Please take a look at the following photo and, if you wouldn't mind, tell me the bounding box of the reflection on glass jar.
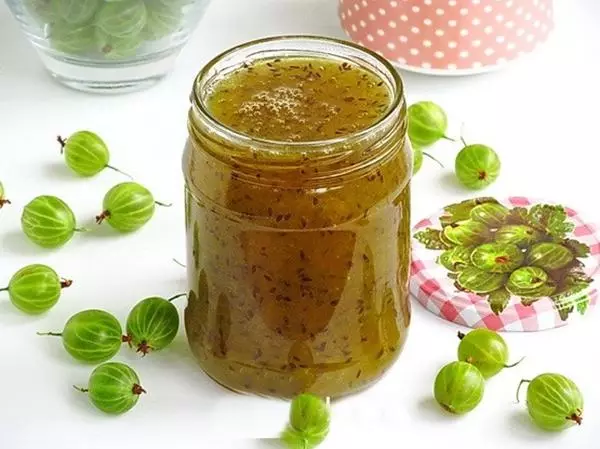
[183,36,412,399]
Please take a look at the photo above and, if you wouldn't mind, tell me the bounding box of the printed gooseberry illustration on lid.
[411,196,600,331]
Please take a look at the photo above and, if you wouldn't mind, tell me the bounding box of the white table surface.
[0,1,599,448]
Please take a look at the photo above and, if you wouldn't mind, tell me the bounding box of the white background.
[0,0,599,448]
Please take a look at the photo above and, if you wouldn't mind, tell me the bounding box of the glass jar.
[182,36,412,399]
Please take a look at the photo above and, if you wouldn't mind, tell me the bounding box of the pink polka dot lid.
[410,196,600,332]
[339,0,554,75]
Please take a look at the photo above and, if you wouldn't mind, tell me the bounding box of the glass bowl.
[5,0,212,93]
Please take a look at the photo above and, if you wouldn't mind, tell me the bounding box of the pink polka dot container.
[338,0,554,75]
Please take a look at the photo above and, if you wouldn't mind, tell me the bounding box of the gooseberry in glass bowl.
[5,0,212,93]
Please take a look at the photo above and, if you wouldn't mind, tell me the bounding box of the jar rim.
[190,35,405,151]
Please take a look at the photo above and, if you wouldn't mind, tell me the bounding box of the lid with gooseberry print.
[410,196,600,331]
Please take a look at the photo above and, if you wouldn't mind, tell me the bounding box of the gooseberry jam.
[183,36,412,398]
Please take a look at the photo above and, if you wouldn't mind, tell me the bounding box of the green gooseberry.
[0,181,10,208]
[74,362,146,415]
[57,130,131,178]
[457,329,524,379]
[55,0,100,24]
[470,242,524,273]
[456,267,507,294]
[0,264,72,315]
[96,27,144,59]
[157,0,194,7]
[412,145,423,175]
[96,182,170,233]
[38,309,128,364]
[280,394,330,449]
[506,266,555,297]
[407,101,449,148]
[455,144,501,190]
[143,2,182,40]
[526,242,574,271]
[516,373,583,431]
[442,219,488,246]
[21,195,84,248]
[126,294,184,355]
[438,246,473,272]
[96,0,148,38]
[495,224,542,248]
[433,361,484,414]
[23,0,60,25]
[469,202,509,228]
[48,21,96,55]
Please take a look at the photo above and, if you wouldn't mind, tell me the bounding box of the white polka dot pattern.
[339,0,554,73]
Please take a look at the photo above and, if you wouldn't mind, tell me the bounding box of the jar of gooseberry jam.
[182,36,412,399]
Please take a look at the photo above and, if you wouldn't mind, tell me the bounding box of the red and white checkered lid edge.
[410,196,600,332]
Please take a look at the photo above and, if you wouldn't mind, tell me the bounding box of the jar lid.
[410,196,600,332]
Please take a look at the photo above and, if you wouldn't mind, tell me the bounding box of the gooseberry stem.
[61,278,73,289]
[442,135,456,142]
[0,287,8,292]
[96,210,110,224]
[73,386,89,393]
[0,198,11,207]
[136,341,152,356]
[172,258,186,268]
[132,384,146,395]
[167,293,188,302]
[515,379,531,403]
[57,135,67,154]
[569,411,583,425]
[155,201,172,208]
[460,136,468,147]
[504,356,526,369]
[423,151,444,168]
[105,164,134,180]
[37,331,62,337]
[457,331,466,340]
[74,227,89,233]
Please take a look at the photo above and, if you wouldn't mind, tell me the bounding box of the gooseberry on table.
[407,101,451,148]
[0,181,10,208]
[516,373,583,431]
[433,361,485,414]
[454,143,501,190]
[96,182,171,233]
[95,0,148,38]
[457,329,524,379]
[126,294,185,355]
[38,309,128,364]
[412,145,423,175]
[57,130,132,178]
[74,362,146,415]
[280,393,330,449]
[21,195,84,248]
[0,264,72,315]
